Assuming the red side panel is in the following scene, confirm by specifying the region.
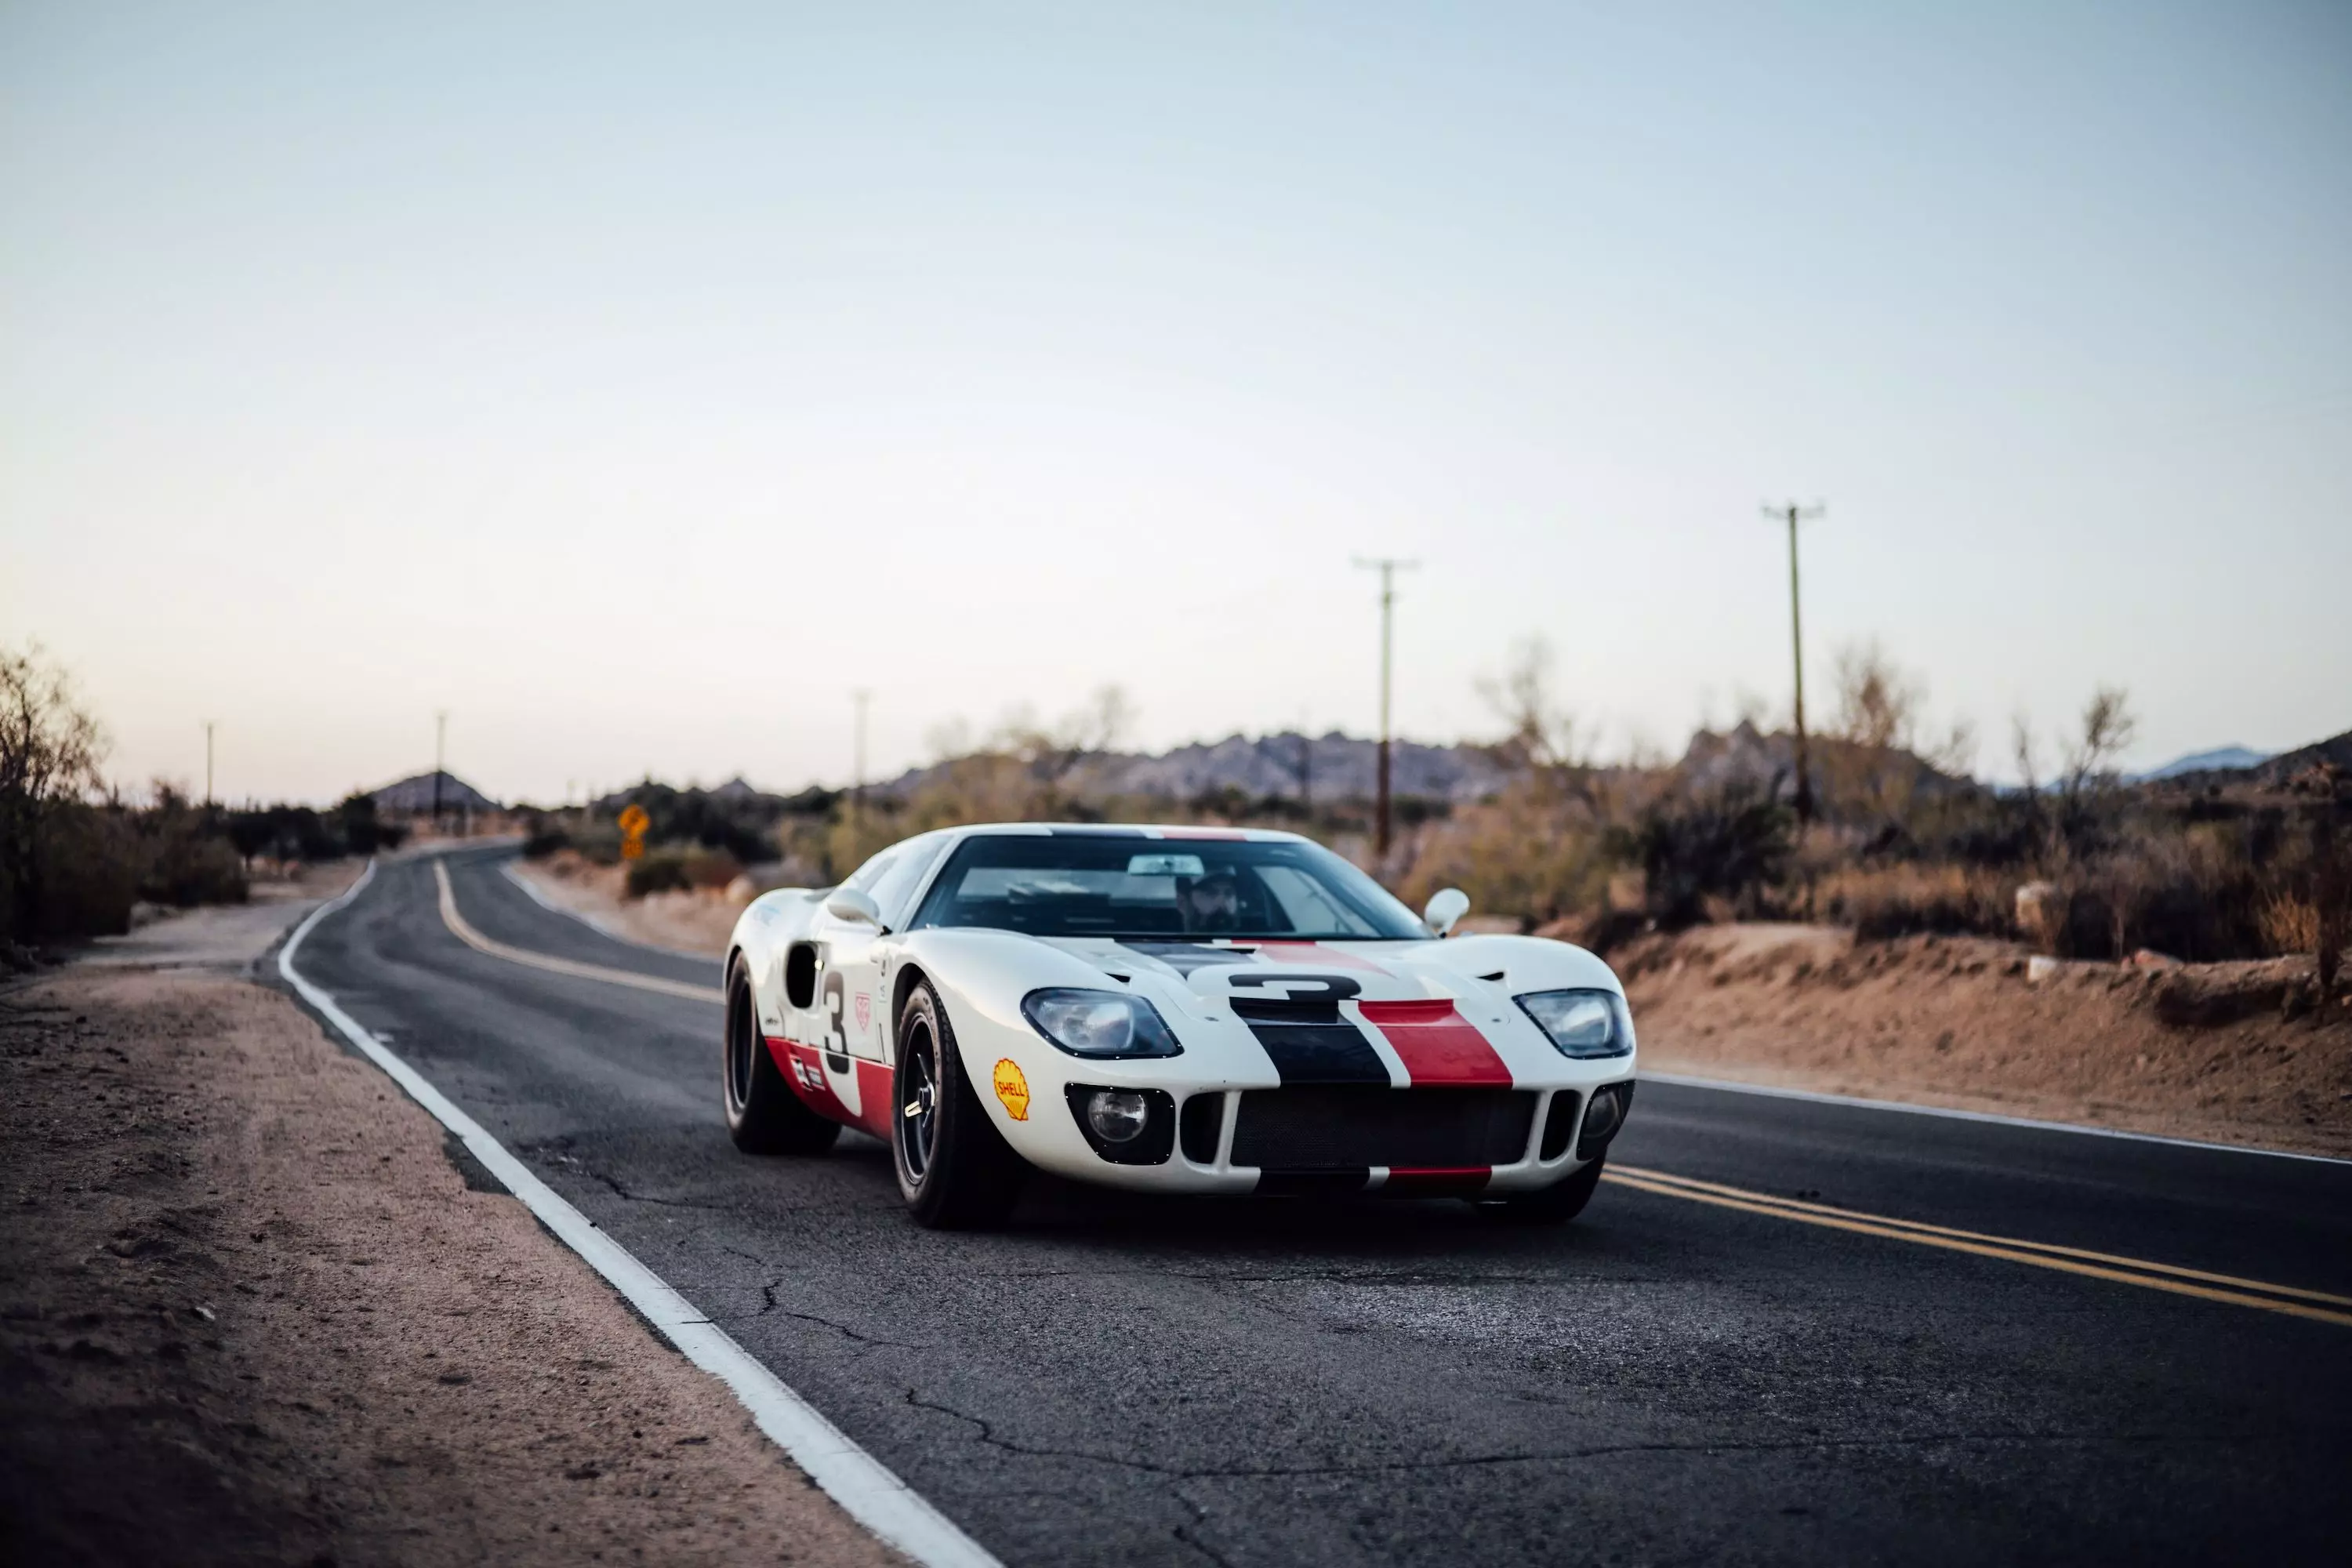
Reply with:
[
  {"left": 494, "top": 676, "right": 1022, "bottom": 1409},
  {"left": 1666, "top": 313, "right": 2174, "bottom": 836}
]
[
  {"left": 767, "top": 1036, "right": 857, "bottom": 1126},
  {"left": 1358, "top": 1000, "right": 1512, "bottom": 1087},
  {"left": 1384, "top": 1166, "right": 1491, "bottom": 1196},
  {"left": 1254, "top": 941, "right": 1391, "bottom": 975},
  {"left": 854, "top": 1059, "right": 896, "bottom": 1142}
]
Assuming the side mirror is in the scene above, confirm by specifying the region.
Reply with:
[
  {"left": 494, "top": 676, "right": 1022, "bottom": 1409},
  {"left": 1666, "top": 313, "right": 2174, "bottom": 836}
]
[
  {"left": 1423, "top": 887, "right": 1470, "bottom": 938},
  {"left": 823, "top": 888, "right": 883, "bottom": 927}
]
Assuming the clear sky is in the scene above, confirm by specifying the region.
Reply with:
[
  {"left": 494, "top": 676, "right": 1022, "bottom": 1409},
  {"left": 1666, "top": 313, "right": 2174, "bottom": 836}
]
[{"left": 4, "top": 2, "right": 2347, "bottom": 804}]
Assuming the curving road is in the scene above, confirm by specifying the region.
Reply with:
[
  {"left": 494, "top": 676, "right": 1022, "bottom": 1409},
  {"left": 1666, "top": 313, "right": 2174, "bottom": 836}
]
[{"left": 282, "top": 847, "right": 2352, "bottom": 1566}]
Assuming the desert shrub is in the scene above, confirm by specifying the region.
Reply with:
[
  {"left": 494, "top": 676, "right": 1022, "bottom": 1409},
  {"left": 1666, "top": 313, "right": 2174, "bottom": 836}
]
[
  {"left": 1626, "top": 781, "right": 1792, "bottom": 928},
  {"left": 624, "top": 851, "right": 693, "bottom": 898},
  {"left": 338, "top": 791, "right": 407, "bottom": 854},
  {"left": 2256, "top": 891, "right": 2318, "bottom": 956},
  {"left": 223, "top": 804, "right": 344, "bottom": 863},
  {"left": 682, "top": 848, "right": 742, "bottom": 891},
  {"left": 1818, "top": 861, "right": 2013, "bottom": 942},
  {"left": 140, "top": 823, "right": 249, "bottom": 907},
  {"left": 10, "top": 803, "right": 141, "bottom": 943},
  {"left": 1396, "top": 788, "right": 1613, "bottom": 929}
]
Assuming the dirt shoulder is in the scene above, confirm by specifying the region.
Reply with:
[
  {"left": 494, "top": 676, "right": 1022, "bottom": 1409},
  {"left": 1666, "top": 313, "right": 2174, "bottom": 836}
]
[
  {"left": 1617, "top": 922, "right": 2352, "bottom": 1158},
  {"left": 514, "top": 852, "right": 739, "bottom": 957},
  {"left": 0, "top": 883, "right": 896, "bottom": 1566}
]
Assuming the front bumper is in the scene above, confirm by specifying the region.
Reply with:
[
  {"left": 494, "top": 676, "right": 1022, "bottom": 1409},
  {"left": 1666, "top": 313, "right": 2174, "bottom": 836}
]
[{"left": 1011, "top": 1074, "right": 1635, "bottom": 1196}]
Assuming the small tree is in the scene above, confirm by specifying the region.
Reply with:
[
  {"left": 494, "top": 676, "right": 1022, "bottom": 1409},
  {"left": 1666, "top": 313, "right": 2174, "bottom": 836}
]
[{"left": 0, "top": 644, "right": 108, "bottom": 943}]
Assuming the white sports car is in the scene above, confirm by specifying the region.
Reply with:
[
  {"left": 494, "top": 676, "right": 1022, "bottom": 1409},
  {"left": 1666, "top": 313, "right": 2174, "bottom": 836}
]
[{"left": 721, "top": 824, "right": 1638, "bottom": 1228}]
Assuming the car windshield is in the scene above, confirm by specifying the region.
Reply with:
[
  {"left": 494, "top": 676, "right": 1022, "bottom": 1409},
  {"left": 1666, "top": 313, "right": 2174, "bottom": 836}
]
[{"left": 909, "top": 833, "right": 1429, "bottom": 940}]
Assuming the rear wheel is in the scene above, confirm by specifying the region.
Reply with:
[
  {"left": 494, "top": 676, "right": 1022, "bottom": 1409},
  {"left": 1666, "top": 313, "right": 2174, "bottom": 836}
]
[
  {"left": 893, "top": 981, "right": 1025, "bottom": 1229},
  {"left": 723, "top": 954, "right": 840, "bottom": 1156},
  {"left": 1473, "top": 1152, "right": 1606, "bottom": 1224}
]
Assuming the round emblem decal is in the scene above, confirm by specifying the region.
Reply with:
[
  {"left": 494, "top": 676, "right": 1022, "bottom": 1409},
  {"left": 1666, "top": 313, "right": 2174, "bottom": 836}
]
[{"left": 991, "top": 1058, "right": 1031, "bottom": 1121}]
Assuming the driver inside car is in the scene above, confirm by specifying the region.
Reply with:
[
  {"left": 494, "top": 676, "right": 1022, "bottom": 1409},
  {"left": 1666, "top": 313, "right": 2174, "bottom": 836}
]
[{"left": 1174, "top": 868, "right": 1243, "bottom": 934}]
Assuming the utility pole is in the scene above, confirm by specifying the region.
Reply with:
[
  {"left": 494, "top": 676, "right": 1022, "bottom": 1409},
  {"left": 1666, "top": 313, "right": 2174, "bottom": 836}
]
[
  {"left": 433, "top": 710, "right": 448, "bottom": 827},
  {"left": 203, "top": 721, "right": 216, "bottom": 808},
  {"left": 1761, "top": 503, "right": 1824, "bottom": 826},
  {"left": 1352, "top": 557, "right": 1419, "bottom": 859},
  {"left": 851, "top": 690, "right": 871, "bottom": 829}
]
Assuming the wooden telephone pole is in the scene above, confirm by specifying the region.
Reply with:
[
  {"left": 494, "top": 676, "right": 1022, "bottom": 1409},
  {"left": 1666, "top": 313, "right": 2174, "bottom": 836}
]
[
  {"left": 1762, "top": 503, "right": 1824, "bottom": 824},
  {"left": 1352, "top": 557, "right": 1418, "bottom": 858}
]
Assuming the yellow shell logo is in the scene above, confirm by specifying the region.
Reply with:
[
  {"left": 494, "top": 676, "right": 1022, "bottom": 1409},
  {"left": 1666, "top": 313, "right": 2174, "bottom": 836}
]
[{"left": 992, "top": 1058, "right": 1030, "bottom": 1121}]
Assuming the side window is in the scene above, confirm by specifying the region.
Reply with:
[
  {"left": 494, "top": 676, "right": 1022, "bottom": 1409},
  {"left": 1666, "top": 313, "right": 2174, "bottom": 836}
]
[
  {"left": 841, "top": 848, "right": 898, "bottom": 894},
  {"left": 866, "top": 835, "right": 950, "bottom": 927}
]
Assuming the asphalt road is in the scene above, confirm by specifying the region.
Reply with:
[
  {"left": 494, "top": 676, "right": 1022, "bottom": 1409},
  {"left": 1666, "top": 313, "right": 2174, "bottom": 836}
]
[{"left": 285, "top": 847, "right": 2352, "bottom": 1566}]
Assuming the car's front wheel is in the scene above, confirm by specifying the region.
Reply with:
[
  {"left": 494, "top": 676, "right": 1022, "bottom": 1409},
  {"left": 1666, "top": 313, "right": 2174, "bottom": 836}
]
[
  {"left": 1473, "top": 1152, "right": 1606, "bottom": 1223},
  {"left": 723, "top": 954, "right": 841, "bottom": 1156},
  {"left": 892, "top": 981, "right": 1025, "bottom": 1229}
]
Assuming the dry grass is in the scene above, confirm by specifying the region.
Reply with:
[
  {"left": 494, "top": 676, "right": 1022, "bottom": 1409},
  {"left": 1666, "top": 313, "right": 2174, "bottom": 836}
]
[{"left": 1816, "top": 860, "right": 2014, "bottom": 941}]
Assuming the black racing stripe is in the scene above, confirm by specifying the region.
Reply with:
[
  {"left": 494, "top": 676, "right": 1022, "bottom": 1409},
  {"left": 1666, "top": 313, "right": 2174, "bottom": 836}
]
[
  {"left": 1232, "top": 998, "right": 1389, "bottom": 1084},
  {"left": 1119, "top": 940, "right": 1262, "bottom": 976}
]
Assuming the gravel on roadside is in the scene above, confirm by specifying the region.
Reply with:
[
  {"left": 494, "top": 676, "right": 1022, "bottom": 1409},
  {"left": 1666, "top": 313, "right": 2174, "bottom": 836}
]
[{"left": 0, "top": 956, "right": 901, "bottom": 1567}]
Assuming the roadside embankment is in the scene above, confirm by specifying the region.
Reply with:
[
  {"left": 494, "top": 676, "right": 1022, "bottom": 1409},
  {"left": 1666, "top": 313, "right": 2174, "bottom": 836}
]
[
  {"left": 1618, "top": 922, "right": 2352, "bottom": 1157},
  {"left": 514, "top": 851, "right": 739, "bottom": 957},
  {"left": 0, "top": 880, "right": 895, "bottom": 1566}
]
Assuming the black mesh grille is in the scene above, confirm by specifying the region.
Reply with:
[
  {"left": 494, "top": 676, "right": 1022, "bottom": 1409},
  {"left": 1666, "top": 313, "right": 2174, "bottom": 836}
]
[{"left": 1230, "top": 1087, "right": 1537, "bottom": 1171}]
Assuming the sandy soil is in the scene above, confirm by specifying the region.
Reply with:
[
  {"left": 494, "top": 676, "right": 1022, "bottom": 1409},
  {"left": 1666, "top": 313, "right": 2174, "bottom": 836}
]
[
  {"left": 1616, "top": 923, "right": 2352, "bottom": 1157},
  {"left": 515, "top": 854, "right": 742, "bottom": 957},
  {"left": 0, "top": 885, "right": 896, "bottom": 1566}
]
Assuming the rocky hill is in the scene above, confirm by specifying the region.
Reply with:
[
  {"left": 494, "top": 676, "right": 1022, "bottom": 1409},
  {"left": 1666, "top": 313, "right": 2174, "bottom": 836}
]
[{"left": 370, "top": 770, "right": 501, "bottom": 815}]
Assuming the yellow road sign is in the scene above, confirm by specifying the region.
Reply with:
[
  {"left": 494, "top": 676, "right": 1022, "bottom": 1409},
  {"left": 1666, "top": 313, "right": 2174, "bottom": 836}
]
[{"left": 617, "top": 802, "right": 651, "bottom": 861}]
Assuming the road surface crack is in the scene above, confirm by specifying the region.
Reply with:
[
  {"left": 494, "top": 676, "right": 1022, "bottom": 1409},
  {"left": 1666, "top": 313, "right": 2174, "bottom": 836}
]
[
  {"left": 576, "top": 1167, "right": 723, "bottom": 1212},
  {"left": 898, "top": 1389, "right": 2216, "bottom": 1480}
]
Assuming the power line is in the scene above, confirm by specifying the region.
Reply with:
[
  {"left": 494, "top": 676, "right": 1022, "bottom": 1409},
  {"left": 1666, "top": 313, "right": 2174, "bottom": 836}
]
[
  {"left": 203, "top": 720, "right": 216, "bottom": 808},
  {"left": 1761, "top": 502, "right": 1824, "bottom": 826},
  {"left": 1352, "top": 557, "right": 1419, "bottom": 860}
]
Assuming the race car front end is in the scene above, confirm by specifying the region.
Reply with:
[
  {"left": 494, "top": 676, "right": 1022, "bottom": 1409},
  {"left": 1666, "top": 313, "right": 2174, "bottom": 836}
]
[{"left": 906, "top": 927, "right": 1638, "bottom": 1203}]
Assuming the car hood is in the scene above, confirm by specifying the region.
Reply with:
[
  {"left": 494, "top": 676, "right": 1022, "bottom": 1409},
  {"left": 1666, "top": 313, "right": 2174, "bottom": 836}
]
[{"left": 1033, "top": 935, "right": 1557, "bottom": 1006}]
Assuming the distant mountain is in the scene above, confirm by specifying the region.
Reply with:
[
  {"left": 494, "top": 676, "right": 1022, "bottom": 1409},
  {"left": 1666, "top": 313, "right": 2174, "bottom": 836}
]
[
  {"left": 370, "top": 770, "right": 501, "bottom": 815},
  {"left": 2133, "top": 746, "right": 2270, "bottom": 782},
  {"left": 2254, "top": 728, "right": 2352, "bottom": 788},
  {"left": 877, "top": 731, "right": 1510, "bottom": 805},
  {"left": 1677, "top": 720, "right": 1973, "bottom": 800}
]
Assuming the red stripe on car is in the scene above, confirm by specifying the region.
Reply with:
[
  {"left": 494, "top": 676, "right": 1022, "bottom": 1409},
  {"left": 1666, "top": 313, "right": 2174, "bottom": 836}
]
[
  {"left": 1358, "top": 1000, "right": 1512, "bottom": 1086},
  {"left": 855, "top": 1059, "right": 896, "bottom": 1142},
  {"left": 768, "top": 1036, "right": 856, "bottom": 1123}
]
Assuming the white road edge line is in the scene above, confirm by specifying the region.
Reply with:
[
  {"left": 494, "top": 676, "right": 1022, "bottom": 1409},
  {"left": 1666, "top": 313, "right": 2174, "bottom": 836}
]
[
  {"left": 1640, "top": 1069, "right": 2352, "bottom": 1168},
  {"left": 278, "top": 859, "right": 1002, "bottom": 1568},
  {"left": 499, "top": 856, "right": 716, "bottom": 963}
]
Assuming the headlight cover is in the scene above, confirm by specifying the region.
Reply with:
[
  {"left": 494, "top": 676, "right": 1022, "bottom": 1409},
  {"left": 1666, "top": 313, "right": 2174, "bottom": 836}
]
[
  {"left": 1022, "top": 989, "right": 1182, "bottom": 1059},
  {"left": 1515, "top": 988, "right": 1635, "bottom": 1059}
]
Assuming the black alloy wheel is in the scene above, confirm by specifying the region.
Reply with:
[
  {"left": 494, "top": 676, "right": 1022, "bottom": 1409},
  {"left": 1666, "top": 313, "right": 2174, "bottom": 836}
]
[
  {"left": 721, "top": 953, "right": 842, "bottom": 1156},
  {"left": 891, "top": 980, "right": 1026, "bottom": 1229}
]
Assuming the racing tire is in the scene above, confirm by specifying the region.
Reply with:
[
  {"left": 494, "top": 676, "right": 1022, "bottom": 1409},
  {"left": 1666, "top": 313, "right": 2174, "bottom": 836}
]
[
  {"left": 892, "top": 980, "right": 1025, "bottom": 1229},
  {"left": 1472, "top": 1152, "right": 1606, "bottom": 1224},
  {"left": 723, "top": 954, "right": 841, "bottom": 1156}
]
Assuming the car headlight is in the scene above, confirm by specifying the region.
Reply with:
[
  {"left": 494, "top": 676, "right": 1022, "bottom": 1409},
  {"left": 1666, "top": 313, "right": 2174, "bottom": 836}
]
[
  {"left": 1021, "top": 989, "right": 1182, "bottom": 1059},
  {"left": 1515, "top": 989, "right": 1635, "bottom": 1059}
]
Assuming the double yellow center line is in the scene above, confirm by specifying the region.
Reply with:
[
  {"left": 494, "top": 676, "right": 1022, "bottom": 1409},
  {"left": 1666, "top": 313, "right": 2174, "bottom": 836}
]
[
  {"left": 434, "top": 860, "right": 725, "bottom": 1006},
  {"left": 1605, "top": 1163, "right": 2352, "bottom": 1329}
]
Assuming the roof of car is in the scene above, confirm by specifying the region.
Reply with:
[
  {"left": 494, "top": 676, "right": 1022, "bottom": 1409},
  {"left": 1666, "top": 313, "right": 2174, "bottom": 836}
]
[{"left": 941, "top": 822, "right": 1308, "bottom": 843}]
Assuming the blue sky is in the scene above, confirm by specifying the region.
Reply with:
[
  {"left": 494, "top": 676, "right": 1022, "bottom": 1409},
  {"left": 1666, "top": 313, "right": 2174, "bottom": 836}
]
[{"left": 3, "top": 2, "right": 2347, "bottom": 803}]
